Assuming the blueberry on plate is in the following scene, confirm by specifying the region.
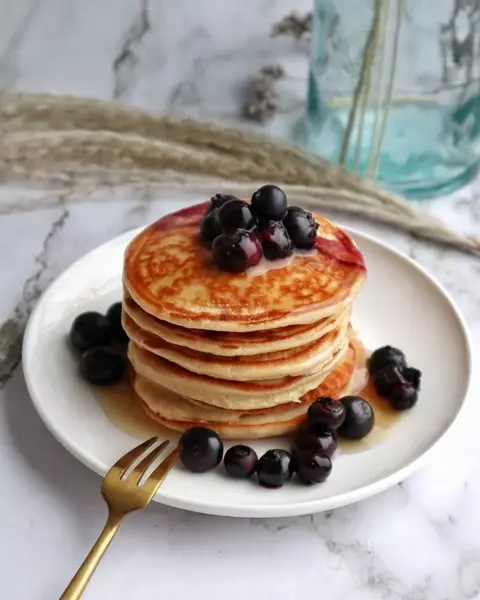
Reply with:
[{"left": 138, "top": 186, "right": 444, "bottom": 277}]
[
  {"left": 337, "top": 396, "right": 374, "bottom": 440},
  {"left": 251, "top": 184, "right": 288, "bottom": 222},
  {"left": 70, "top": 311, "right": 112, "bottom": 353},
  {"left": 179, "top": 427, "right": 224, "bottom": 473},
  {"left": 373, "top": 364, "right": 406, "bottom": 397},
  {"left": 293, "top": 428, "right": 337, "bottom": 458},
  {"left": 224, "top": 445, "right": 258, "bottom": 479},
  {"left": 389, "top": 385, "right": 418, "bottom": 411},
  {"left": 260, "top": 220, "right": 294, "bottom": 260},
  {"left": 80, "top": 346, "right": 125, "bottom": 385},
  {"left": 106, "top": 302, "right": 128, "bottom": 343},
  {"left": 282, "top": 207, "right": 318, "bottom": 250},
  {"left": 257, "top": 449, "right": 293, "bottom": 488},
  {"left": 218, "top": 199, "right": 256, "bottom": 233},
  {"left": 212, "top": 230, "right": 263, "bottom": 273},
  {"left": 403, "top": 366, "right": 422, "bottom": 390},
  {"left": 369, "top": 346, "right": 406, "bottom": 374},
  {"left": 294, "top": 451, "right": 332, "bottom": 485},
  {"left": 307, "top": 397, "right": 346, "bottom": 430},
  {"left": 373, "top": 363, "right": 422, "bottom": 396}
]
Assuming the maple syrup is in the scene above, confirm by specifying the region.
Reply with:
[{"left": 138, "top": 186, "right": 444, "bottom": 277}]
[
  {"left": 94, "top": 378, "right": 171, "bottom": 439},
  {"left": 339, "top": 338, "right": 401, "bottom": 453}
]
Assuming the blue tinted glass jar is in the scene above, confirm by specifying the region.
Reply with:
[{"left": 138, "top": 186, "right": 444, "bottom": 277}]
[{"left": 304, "top": 0, "right": 480, "bottom": 198}]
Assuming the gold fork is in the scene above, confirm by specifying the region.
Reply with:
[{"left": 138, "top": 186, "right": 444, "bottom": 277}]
[{"left": 60, "top": 437, "right": 179, "bottom": 600}]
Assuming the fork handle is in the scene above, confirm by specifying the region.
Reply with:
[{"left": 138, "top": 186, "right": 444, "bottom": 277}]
[{"left": 60, "top": 510, "right": 123, "bottom": 600}]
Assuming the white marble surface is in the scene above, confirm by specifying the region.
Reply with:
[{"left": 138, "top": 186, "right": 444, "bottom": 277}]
[{"left": 1, "top": 1, "right": 480, "bottom": 599}]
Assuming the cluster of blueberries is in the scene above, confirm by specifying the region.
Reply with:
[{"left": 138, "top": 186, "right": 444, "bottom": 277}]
[
  {"left": 69, "top": 305, "right": 127, "bottom": 385},
  {"left": 369, "top": 346, "right": 421, "bottom": 410},
  {"left": 180, "top": 395, "right": 373, "bottom": 488},
  {"left": 200, "top": 185, "right": 318, "bottom": 273},
  {"left": 178, "top": 345, "right": 421, "bottom": 488}
]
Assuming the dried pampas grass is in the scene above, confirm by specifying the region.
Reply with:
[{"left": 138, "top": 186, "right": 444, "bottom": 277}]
[{"left": 0, "top": 92, "right": 478, "bottom": 254}]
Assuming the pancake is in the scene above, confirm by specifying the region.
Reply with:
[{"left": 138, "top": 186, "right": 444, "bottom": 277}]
[
  {"left": 127, "top": 336, "right": 350, "bottom": 410},
  {"left": 123, "top": 291, "right": 350, "bottom": 357},
  {"left": 124, "top": 202, "right": 366, "bottom": 331},
  {"left": 134, "top": 342, "right": 356, "bottom": 419},
  {"left": 140, "top": 400, "right": 305, "bottom": 439},
  {"left": 134, "top": 343, "right": 356, "bottom": 439},
  {"left": 123, "top": 310, "right": 349, "bottom": 380}
]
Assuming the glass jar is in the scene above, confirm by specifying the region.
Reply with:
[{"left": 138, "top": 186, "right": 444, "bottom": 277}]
[{"left": 304, "top": 0, "right": 480, "bottom": 199}]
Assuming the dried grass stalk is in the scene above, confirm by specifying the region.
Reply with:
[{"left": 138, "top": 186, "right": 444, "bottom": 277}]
[{"left": 0, "top": 92, "right": 478, "bottom": 254}]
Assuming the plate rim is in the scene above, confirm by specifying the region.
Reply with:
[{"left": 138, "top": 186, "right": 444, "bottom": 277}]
[{"left": 22, "top": 225, "right": 472, "bottom": 518}]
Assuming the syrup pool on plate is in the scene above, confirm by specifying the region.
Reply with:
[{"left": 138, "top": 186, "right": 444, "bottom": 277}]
[
  {"left": 339, "top": 338, "right": 402, "bottom": 454},
  {"left": 94, "top": 378, "right": 172, "bottom": 440}
]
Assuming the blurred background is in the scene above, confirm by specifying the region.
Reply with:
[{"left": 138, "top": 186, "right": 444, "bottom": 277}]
[
  {"left": 2, "top": 0, "right": 479, "bottom": 199},
  {"left": 1, "top": 0, "right": 310, "bottom": 127}
]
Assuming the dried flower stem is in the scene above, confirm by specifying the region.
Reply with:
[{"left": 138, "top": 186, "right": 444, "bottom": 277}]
[
  {"left": 0, "top": 93, "right": 478, "bottom": 254},
  {"left": 369, "top": 0, "right": 404, "bottom": 178},
  {"left": 271, "top": 12, "right": 312, "bottom": 42},
  {"left": 242, "top": 65, "right": 285, "bottom": 122},
  {"left": 339, "top": 0, "right": 383, "bottom": 167}
]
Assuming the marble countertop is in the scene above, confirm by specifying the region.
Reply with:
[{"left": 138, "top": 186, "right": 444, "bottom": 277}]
[{"left": 2, "top": 1, "right": 480, "bottom": 599}]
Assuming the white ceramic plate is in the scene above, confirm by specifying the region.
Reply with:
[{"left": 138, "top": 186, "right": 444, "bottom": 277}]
[{"left": 23, "top": 225, "right": 471, "bottom": 518}]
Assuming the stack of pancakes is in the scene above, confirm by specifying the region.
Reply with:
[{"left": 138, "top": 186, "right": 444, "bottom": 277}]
[{"left": 123, "top": 203, "right": 366, "bottom": 439}]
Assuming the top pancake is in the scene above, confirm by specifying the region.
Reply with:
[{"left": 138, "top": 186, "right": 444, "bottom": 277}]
[{"left": 124, "top": 202, "right": 366, "bottom": 331}]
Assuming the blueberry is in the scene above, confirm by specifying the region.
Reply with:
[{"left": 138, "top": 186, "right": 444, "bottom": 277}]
[
  {"left": 259, "top": 220, "right": 294, "bottom": 260},
  {"left": 369, "top": 346, "right": 406, "bottom": 374},
  {"left": 218, "top": 199, "right": 256, "bottom": 233},
  {"left": 257, "top": 449, "right": 293, "bottom": 488},
  {"left": 224, "top": 445, "right": 258, "bottom": 479},
  {"left": 375, "top": 363, "right": 422, "bottom": 393},
  {"left": 106, "top": 302, "right": 128, "bottom": 343},
  {"left": 212, "top": 230, "right": 263, "bottom": 273},
  {"left": 207, "top": 193, "right": 239, "bottom": 213},
  {"left": 80, "top": 346, "right": 125, "bottom": 385},
  {"left": 179, "top": 427, "right": 224, "bottom": 473},
  {"left": 389, "top": 385, "right": 418, "bottom": 411},
  {"left": 282, "top": 207, "right": 318, "bottom": 250},
  {"left": 369, "top": 348, "right": 422, "bottom": 409},
  {"left": 293, "top": 428, "right": 337, "bottom": 458},
  {"left": 373, "top": 364, "right": 406, "bottom": 397},
  {"left": 200, "top": 210, "right": 222, "bottom": 245},
  {"left": 403, "top": 367, "right": 422, "bottom": 391},
  {"left": 294, "top": 451, "right": 332, "bottom": 485},
  {"left": 251, "top": 185, "right": 287, "bottom": 222},
  {"left": 338, "top": 396, "right": 374, "bottom": 440},
  {"left": 70, "top": 311, "right": 111, "bottom": 353},
  {"left": 307, "top": 397, "right": 346, "bottom": 430}
]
